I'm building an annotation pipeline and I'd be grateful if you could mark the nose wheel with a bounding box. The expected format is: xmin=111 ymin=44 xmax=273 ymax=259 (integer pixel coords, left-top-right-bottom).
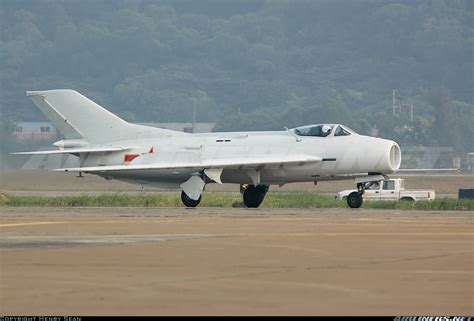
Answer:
xmin=347 ymin=182 xmax=365 ymax=208
xmin=347 ymin=191 xmax=363 ymax=208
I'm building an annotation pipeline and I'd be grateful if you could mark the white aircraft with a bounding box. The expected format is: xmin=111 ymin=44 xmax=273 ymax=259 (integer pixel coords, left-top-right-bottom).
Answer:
xmin=15 ymin=90 xmax=401 ymax=208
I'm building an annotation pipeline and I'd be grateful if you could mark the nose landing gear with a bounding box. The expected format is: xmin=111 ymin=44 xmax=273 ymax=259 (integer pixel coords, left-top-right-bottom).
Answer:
xmin=347 ymin=182 xmax=365 ymax=208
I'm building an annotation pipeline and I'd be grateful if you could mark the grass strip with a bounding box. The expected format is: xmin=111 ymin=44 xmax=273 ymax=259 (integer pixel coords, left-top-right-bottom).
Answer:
xmin=1 ymin=192 xmax=473 ymax=211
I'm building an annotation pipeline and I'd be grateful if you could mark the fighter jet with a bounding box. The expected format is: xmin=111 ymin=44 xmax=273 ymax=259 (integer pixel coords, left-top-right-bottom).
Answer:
xmin=14 ymin=90 xmax=401 ymax=208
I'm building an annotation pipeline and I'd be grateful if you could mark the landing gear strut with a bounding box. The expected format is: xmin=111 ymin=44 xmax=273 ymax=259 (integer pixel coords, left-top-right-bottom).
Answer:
xmin=243 ymin=185 xmax=269 ymax=208
xmin=181 ymin=191 xmax=201 ymax=208
xmin=347 ymin=183 xmax=365 ymax=208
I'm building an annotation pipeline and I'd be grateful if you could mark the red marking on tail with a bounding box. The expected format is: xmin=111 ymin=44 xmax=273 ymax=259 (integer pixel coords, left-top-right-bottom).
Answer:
xmin=149 ymin=147 xmax=154 ymax=153
xmin=124 ymin=154 xmax=140 ymax=162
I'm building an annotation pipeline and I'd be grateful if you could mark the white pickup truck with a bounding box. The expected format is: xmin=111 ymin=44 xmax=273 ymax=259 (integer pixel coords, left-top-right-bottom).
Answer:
xmin=335 ymin=178 xmax=435 ymax=201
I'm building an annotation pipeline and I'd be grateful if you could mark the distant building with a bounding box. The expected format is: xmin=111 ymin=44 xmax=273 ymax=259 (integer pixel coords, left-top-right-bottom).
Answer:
xmin=14 ymin=122 xmax=59 ymax=141
xmin=13 ymin=121 xmax=216 ymax=141
xmin=401 ymin=146 xmax=460 ymax=169
xmin=467 ymin=152 xmax=474 ymax=173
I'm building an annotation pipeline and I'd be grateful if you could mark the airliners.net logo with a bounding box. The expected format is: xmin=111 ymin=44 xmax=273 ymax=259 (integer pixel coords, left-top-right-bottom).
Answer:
xmin=395 ymin=317 xmax=473 ymax=321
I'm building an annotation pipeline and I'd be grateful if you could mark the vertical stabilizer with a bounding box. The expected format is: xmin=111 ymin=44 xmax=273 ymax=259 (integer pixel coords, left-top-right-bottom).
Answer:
xmin=26 ymin=90 xmax=182 ymax=144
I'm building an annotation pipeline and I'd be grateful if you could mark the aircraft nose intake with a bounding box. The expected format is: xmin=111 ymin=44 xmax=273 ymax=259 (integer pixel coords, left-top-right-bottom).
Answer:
xmin=384 ymin=141 xmax=401 ymax=172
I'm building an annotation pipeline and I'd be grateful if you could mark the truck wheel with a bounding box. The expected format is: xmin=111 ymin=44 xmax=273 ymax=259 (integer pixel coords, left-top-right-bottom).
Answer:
xmin=347 ymin=192 xmax=363 ymax=208
xmin=400 ymin=197 xmax=414 ymax=202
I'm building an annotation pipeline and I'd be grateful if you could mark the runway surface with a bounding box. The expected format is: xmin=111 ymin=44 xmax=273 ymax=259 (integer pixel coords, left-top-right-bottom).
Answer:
xmin=0 ymin=207 xmax=473 ymax=315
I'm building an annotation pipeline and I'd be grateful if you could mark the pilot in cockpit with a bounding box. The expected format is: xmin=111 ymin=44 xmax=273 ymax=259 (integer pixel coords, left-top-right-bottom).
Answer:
xmin=294 ymin=124 xmax=335 ymax=137
xmin=320 ymin=124 xmax=332 ymax=137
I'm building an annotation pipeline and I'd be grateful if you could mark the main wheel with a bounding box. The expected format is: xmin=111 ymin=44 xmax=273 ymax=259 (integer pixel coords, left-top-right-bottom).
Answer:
xmin=347 ymin=191 xmax=363 ymax=208
xmin=243 ymin=185 xmax=268 ymax=208
xmin=181 ymin=191 xmax=201 ymax=207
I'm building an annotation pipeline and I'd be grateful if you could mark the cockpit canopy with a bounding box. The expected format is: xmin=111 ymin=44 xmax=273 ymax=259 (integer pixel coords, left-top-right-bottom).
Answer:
xmin=293 ymin=124 xmax=356 ymax=137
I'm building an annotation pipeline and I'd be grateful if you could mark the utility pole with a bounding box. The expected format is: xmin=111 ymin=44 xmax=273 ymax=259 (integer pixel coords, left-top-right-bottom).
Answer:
xmin=392 ymin=90 xmax=414 ymax=121
xmin=392 ymin=90 xmax=398 ymax=117
xmin=192 ymin=97 xmax=196 ymax=134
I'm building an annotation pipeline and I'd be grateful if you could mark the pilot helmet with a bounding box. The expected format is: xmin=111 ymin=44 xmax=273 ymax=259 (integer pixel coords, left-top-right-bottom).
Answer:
xmin=321 ymin=124 xmax=331 ymax=133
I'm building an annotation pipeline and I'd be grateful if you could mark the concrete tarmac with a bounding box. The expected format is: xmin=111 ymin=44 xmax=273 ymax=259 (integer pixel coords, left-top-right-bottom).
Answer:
xmin=0 ymin=207 xmax=473 ymax=315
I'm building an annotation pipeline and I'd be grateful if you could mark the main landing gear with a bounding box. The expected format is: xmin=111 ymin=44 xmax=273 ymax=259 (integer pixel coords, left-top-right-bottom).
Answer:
xmin=181 ymin=185 xmax=269 ymax=208
xmin=242 ymin=184 xmax=269 ymax=208
xmin=347 ymin=183 xmax=365 ymax=208
xmin=181 ymin=191 xmax=201 ymax=208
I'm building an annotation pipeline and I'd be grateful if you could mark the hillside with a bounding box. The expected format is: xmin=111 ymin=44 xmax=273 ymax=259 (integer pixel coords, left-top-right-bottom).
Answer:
xmin=0 ymin=0 xmax=472 ymax=154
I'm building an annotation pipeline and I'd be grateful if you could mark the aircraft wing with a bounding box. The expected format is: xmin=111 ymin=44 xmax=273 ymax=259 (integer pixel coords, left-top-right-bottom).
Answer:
xmin=12 ymin=146 xmax=132 ymax=155
xmin=52 ymin=154 xmax=322 ymax=172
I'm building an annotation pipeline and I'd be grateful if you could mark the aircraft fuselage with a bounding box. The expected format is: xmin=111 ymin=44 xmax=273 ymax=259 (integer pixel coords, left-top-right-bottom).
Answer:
xmin=84 ymin=130 xmax=400 ymax=189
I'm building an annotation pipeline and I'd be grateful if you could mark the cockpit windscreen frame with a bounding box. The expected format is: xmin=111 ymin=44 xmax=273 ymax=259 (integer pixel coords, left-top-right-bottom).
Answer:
xmin=293 ymin=124 xmax=356 ymax=137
